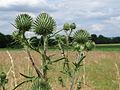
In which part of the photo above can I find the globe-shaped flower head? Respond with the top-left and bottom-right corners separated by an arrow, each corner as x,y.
63,23 -> 70,31
70,23 -> 76,30
15,14 -> 33,31
33,13 -> 56,36
73,29 -> 91,44
85,40 -> 95,51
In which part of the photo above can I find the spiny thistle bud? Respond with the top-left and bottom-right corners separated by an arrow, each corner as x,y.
15,14 -> 33,31
0,72 -> 8,86
74,43 -> 85,51
70,23 -> 76,30
0,72 -> 6,80
33,13 -> 56,36
73,29 -> 91,44
63,23 -> 70,31
85,40 -> 95,51
74,43 -> 80,51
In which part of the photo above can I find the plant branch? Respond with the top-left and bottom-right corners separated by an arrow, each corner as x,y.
49,29 -> 63,38
42,35 -> 48,80
26,50 -> 43,77
22,32 -> 42,54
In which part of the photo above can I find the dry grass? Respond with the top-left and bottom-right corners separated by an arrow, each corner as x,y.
0,50 -> 120,90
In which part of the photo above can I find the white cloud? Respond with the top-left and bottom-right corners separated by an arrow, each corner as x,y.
0,0 -> 120,36
105,16 -> 120,24
91,24 -> 104,31
105,16 -> 120,28
0,0 -> 47,7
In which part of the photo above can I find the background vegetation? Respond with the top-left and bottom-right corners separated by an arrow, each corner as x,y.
0,32 -> 120,49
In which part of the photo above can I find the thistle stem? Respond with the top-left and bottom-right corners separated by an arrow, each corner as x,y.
65,31 -> 70,69
42,35 -> 48,81
26,50 -> 43,77
70,72 -> 76,90
2,86 -> 5,90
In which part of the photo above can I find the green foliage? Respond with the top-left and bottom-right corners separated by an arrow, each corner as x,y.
0,33 -> 7,48
33,13 -> 56,35
28,37 -> 39,47
0,32 -> 23,49
12,31 -> 22,41
56,35 -> 66,45
77,81 -> 82,90
12,12 -> 57,90
74,43 -> 85,52
74,29 -> 91,44
85,40 -> 95,51
0,72 -> 8,90
31,78 -> 52,90
56,26 -> 95,90
58,77 -> 65,87
15,14 -> 33,31
12,12 -> 95,90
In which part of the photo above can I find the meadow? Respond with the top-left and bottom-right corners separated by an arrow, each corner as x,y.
0,44 -> 120,90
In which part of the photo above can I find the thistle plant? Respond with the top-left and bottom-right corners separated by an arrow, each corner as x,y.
0,72 -> 8,90
56,24 -> 95,90
12,12 -> 95,90
12,13 -> 66,90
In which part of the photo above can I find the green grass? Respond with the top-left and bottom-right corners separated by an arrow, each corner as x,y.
0,49 -> 120,90
86,59 -> 118,90
94,44 -> 120,51
1,44 -> 120,52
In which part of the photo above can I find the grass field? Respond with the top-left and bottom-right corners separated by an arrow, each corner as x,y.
95,44 -> 120,51
0,44 -> 120,90
0,44 -> 120,51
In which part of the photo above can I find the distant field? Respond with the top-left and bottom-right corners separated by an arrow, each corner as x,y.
0,44 -> 120,51
0,50 -> 120,90
95,44 -> 120,51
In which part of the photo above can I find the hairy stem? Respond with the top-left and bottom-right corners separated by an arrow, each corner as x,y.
64,31 -> 70,69
70,72 -> 76,90
2,86 -> 5,90
22,32 -> 41,54
42,35 -> 48,80
26,50 -> 43,77
70,52 -> 84,90
70,53 -> 80,90
21,32 -> 43,77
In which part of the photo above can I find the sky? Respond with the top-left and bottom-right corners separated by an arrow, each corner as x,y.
0,0 -> 120,37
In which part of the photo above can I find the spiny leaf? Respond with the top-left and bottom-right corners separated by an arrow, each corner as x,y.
13,79 -> 32,90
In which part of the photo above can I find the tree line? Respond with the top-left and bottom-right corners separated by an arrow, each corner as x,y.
0,32 -> 120,48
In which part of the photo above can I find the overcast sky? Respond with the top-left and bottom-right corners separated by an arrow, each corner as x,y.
0,0 -> 120,37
